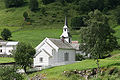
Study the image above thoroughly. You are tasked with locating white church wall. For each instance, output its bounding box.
[58,49,75,63]
[34,50,49,67]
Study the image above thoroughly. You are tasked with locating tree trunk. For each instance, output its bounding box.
[96,58,100,73]
[23,66,27,73]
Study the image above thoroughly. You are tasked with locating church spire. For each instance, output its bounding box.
[60,16,72,43]
[64,16,67,26]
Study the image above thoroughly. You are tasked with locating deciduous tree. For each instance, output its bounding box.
[14,42,35,73]
[80,10,118,69]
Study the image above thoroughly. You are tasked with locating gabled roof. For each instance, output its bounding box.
[48,38,74,49]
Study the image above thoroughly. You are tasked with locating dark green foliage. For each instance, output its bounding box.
[1,28,12,40]
[14,42,36,73]
[4,0,24,8]
[114,6,120,25]
[80,9,118,59]
[71,16,86,30]
[42,0,55,5]
[75,54,84,61]
[41,7,46,14]
[0,67,23,80]
[75,0,120,13]
[23,11,28,20]
[29,0,39,11]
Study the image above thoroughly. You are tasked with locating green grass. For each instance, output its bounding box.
[26,59,120,80]
[0,57,14,63]
[12,28,62,47]
[11,27,80,47]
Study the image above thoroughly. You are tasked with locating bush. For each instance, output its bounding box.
[4,0,24,8]
[1,28,12,41]
[75,54,85,61]
[23,11,28,20]
[29,0,39,11]
[0,66,23,80]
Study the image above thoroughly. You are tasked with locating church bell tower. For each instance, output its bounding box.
[60,17,72,43]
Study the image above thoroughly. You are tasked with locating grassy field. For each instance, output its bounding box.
[10,26,80,47]
[0,57,14,63]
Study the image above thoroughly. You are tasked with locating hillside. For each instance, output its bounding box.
[26,53,120,80]
[0,0,120,80]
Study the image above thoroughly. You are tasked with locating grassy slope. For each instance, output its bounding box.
[12,28,62,47]
[0,1,119,79]
[0,57,14,63]
[27,57,120,80]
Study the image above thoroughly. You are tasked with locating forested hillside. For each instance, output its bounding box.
[0,0,120,46]
[0,0,120,28]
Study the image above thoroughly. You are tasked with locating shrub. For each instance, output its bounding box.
[4,0,24,8]
[23,11,28,20]
[0,66,23,80]
[1,28,12,41]
[75,54,85,61]
[29,0,39,11]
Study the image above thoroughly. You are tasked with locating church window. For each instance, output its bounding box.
[64,53,69,61]
[39,57,43,63]
[64,29,66,31]
[0,49,2,52]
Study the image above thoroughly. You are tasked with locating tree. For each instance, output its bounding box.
[114,6,120,25]
[0,66,23,80]
[29,0,39,11]
[1,28,12,40]
[71,16,86,30]
[23,11,29,21]
[42,0,55,5]
[14,42,36,73]
[80,10,118,69]
[4,0,24,8]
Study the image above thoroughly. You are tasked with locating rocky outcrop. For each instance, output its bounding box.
[63,67,107,80]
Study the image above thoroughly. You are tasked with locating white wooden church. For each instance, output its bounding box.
[33,17,82,67]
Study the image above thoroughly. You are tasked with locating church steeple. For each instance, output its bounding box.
[60,17,72,43]
[64,16,67,26]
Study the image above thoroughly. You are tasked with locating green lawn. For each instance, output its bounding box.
[27,58,120,80]
[0,57,14,63]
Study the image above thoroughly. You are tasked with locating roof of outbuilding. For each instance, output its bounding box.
[0,41,18,46]
[6,42,18,46]
[48,38,74,49]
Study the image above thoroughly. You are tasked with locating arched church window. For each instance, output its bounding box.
[64,29,66,31]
